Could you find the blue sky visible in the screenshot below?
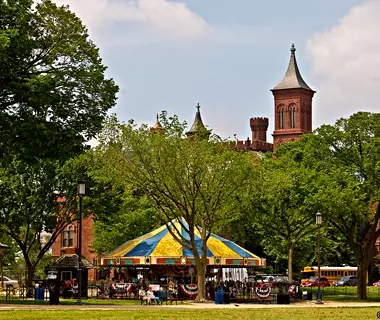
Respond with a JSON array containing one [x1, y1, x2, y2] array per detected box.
[[55, 0, 380, 142]]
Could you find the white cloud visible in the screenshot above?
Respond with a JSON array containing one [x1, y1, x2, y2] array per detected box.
[[53, 0, 211, 43], [307, 0, 380, 126]]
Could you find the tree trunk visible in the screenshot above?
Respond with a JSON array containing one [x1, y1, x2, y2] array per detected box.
[[287, 246, 293, 282], [195, 259, 206, 302], [357, 254, 369, 300], [25, 260, 36, 298]]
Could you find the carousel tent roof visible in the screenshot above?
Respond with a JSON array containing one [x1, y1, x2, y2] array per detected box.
[[100, 218, 266, 267]]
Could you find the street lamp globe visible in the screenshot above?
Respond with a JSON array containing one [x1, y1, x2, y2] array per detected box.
[[316, 212, 322, 225], [77, 180, 85, 196]]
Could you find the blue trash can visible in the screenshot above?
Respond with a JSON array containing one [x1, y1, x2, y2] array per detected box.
[[315, 292, 323, 300], [34, 287, 39, 300], [39, 287, 45, 300], [215, 291, 224, 304]]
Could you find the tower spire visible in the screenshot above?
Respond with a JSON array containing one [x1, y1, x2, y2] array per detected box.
[[272, 43, 314, 92], [186, 103, 210, 139]]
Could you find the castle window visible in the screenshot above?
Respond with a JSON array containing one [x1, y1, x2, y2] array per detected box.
[[289, 105, 296, 128], [279, 106, 285, 129], [68, 226, 74, 247], [62, 225, 74, 247]]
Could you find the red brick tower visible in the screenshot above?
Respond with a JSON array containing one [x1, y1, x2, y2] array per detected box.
[[271, 44, 315, 151], [250, 117, 269, 142]]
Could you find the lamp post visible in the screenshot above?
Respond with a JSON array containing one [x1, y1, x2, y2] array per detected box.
[[77, 180, 85, 305], [315, 212, 323, 304], [0, 243, 9, 290]]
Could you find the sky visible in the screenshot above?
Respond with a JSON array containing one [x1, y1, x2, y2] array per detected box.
[[53, 0, 380, 142]]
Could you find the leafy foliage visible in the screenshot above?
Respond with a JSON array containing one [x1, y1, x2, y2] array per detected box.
[[0, 0, 118, 162], [277, 112, 380, 298]]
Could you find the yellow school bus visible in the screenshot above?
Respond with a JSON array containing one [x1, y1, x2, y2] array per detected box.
[[301, 266, 357, 284]]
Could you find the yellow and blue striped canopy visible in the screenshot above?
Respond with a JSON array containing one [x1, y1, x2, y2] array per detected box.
[[100, 219, 266, 267]]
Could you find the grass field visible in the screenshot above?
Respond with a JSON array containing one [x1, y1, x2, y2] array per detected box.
[[0, 308, 378, 320]]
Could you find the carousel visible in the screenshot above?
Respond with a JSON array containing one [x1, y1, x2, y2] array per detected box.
[[97, 219, 266, 299]]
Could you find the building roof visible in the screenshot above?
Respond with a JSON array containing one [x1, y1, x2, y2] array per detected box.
[[272, 44, 314, 92], [186, 103, 210, 137], [151, 114, 163, 131], [52, 254, 93, 269]]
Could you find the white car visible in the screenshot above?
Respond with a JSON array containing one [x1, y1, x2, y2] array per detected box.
[[262, 276, 275, 283], [1, 276, 19, 289]]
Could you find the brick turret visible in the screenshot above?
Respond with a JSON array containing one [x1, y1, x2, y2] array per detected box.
[[250, 117, 269, 142]]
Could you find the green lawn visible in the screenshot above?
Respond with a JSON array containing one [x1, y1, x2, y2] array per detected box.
[[0, 308, 378, 320], [0, 298, 141, 305], [303, 286, 380, 300]]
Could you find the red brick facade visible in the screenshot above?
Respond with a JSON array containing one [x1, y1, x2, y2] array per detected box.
[[272, 88, 314, 151], [51, 216, 96, 280]]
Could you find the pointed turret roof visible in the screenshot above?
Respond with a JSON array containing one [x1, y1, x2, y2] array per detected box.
[[150, 113, 164, 133], [186, 103, 210, 138], [272, 44, 314, 92]]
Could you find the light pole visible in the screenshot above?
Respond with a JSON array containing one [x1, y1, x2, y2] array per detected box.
[[0, 243, 9, 290], [315, 212, 323, 304], [77, 180, 85, 305]]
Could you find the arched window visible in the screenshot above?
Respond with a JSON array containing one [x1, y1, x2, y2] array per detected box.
[[62, 226, 74, 247], [278, 106, 285, 129], [68, 226, 74, 247], [62, 229, 68, 247], [289, 104, 296, 129]]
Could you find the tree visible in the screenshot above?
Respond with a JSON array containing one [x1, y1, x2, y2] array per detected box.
[[249, 152, 322, 282], [82, 144, 160, 254], [0, 0, 118, 162], [0, 157, 84, 288], [0, 0, 118, 288], [278, 112, 380, 299], [97, 117, 253, 301]]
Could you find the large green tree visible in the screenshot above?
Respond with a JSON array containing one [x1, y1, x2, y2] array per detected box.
[[0, 157, 84, 287], [0, 0, 118, 287], [249, 152, 322, 282], [0, 0, 118, 162], [278, 112, 380, 299], [96, 116, 253, 301], [81, 142, 160, 254]]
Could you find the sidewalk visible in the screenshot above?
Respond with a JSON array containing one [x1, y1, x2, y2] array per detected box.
[[0, 301, 380, 310]]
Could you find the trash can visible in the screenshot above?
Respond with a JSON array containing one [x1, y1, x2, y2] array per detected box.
[[307, 291, 312, 301], [315, 292, 322, 300], [223, 292, 230, 304], [49, 284, 59, 305], [34, 287, 39, 300], [39, 287, 45, 300], [215, 291, 224, 304]]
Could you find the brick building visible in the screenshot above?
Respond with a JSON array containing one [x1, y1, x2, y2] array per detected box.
[[50, 43, 315, 281], [51, 216, 97, 280], [235, 43, 315, 152]]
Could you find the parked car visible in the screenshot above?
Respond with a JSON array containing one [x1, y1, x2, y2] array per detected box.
[[333, 276, 357, 287], [0, 276, 19, 289], [301, 276, 330, 287], [373, 280, 380, 287], [274, 276, 289, 283], [262, 276, 275, 283]]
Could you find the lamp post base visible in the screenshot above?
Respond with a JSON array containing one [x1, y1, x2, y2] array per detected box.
[[315, 299, 324, 305], [76, 299, 83, 305]]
